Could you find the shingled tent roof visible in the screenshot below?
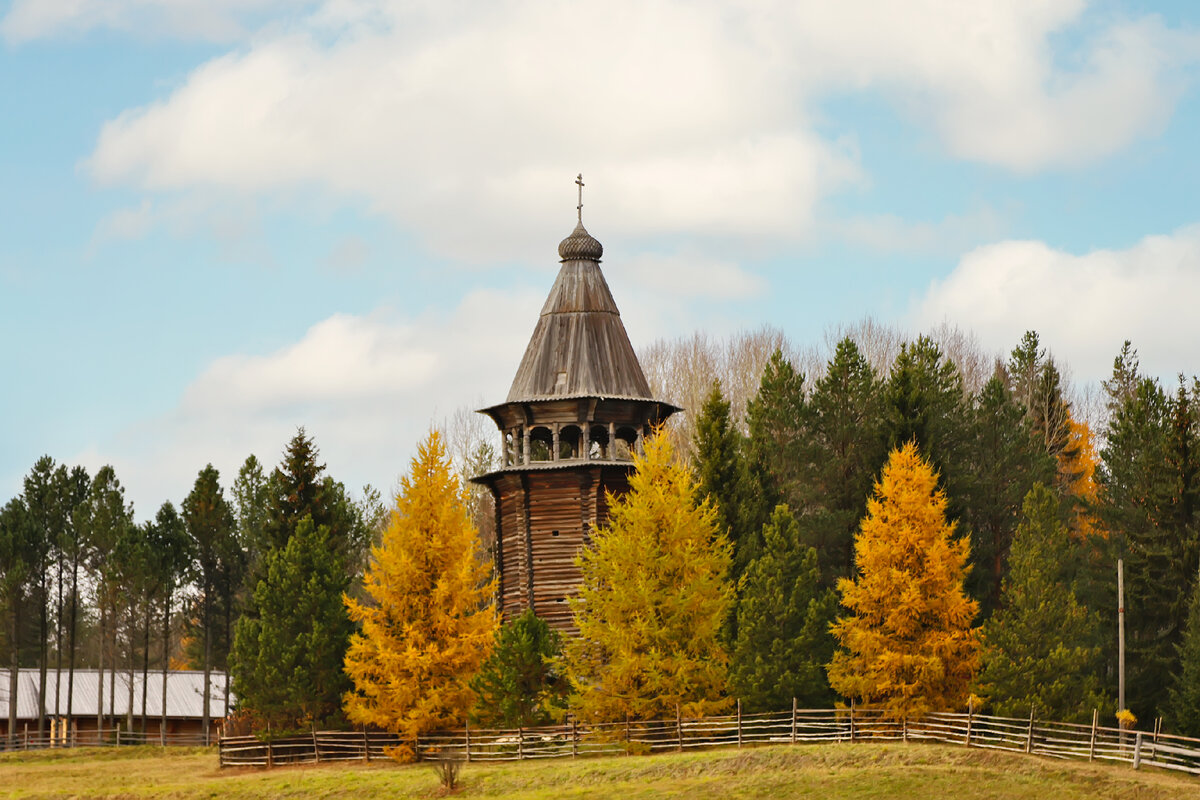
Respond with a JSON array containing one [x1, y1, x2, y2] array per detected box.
[[505, 220, 654, 403]]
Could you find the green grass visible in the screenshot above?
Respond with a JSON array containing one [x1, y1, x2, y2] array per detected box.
[[2, 742, 1197, 799]]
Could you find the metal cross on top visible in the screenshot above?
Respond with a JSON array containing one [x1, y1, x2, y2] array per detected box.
[[576, 173, 584, 222]]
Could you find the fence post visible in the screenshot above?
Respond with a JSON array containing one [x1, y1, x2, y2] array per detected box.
[[266, 739, 274, 770], [571, 717, 578, 759], [312, 726, 320, 764], [362, 727, 370, 763], [791, 697, 797, 745], [1133, 732, 1143, 770], [737, 699, 743, 749], [625, 713, 631, 754], [1088, 709, 1098, 762], [849, 700, 855, 742], [965, 702, 973, 749], [517, 726, 523, 760], [902, 717, 908, 743], [415, 732, 421, 763], [676, 704, 683, 753], [1025, 707, 1035, 755], [464, 719, 471, 764]]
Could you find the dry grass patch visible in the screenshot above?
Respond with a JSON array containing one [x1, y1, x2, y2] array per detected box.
[[2, 742, 1198, 800]]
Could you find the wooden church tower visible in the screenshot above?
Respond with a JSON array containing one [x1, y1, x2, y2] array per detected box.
[[474, 178, 679, 631]]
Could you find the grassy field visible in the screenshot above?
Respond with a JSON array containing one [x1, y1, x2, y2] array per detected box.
[[2, 742, 1198, 799]]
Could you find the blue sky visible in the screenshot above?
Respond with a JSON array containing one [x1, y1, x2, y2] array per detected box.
[[2, 0, 1199, 517]]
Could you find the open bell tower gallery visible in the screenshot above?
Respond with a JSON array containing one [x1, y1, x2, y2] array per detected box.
[[473, 178, 680, 632]]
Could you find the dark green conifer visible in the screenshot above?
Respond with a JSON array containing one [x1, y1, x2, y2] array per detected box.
[[730, 505, 836, 711], [977, 485, 1110, 722], [231, 516, 353, 731], [470, 609, 566, 728]]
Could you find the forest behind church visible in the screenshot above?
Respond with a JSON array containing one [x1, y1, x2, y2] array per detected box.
[[3, 316, 1200, 742]]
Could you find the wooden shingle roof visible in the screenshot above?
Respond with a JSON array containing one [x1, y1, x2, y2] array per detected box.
[[506, 222, 654, 403]]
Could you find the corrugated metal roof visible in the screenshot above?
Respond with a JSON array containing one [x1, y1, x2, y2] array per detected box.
[[0, 669, 230, 720]]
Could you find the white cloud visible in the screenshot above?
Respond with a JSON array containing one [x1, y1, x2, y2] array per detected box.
[[91, 288, 541, 515], [78, 1, 1197, 261], [912, 224, 1200, 383], [1, 0, 312, 42]]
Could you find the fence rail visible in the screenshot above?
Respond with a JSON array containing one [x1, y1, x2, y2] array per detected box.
[[2, 728, 214, 751], [217, 705, 1200, 777]]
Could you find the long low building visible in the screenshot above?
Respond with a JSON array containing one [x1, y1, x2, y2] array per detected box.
[[0, 668, 230, 746]]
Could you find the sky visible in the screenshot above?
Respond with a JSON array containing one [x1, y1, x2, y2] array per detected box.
[[2, 0, 1199, 519]]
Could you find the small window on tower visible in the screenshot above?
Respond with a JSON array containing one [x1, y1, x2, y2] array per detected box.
[[554, 371, 568, 393]]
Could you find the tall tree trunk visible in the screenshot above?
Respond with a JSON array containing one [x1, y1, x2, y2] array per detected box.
[[203, 585, 212, 746], [223, 595, 232, 719], [108, 608, 116, 726], [160, 588, 171, 746], [54, 553, 64, 725], [37, 586, 47, 742], [141, 597, 150, 736], [65, 555, 78, 738], [96, 601, 105, 742], [7, 600, 19, 750], [125, 604, 135, 734]]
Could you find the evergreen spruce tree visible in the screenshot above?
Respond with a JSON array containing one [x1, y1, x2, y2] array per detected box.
[[976, 485, 1109, 722], [962, 373, 1054, 618], [693, 380, 755, 576], [1168, 573, 1200, 736], [744, 349, 806, 526], [730, 504, 837, 711], [564, 431, 733, 722], [232, 516, 353, 730], [470, 609, 566, 728], [342, 431, 496, 758], [799, 337, 887, 587], [885, 337, 969, 478], [828, 441, 979, 718], [1101, 352, 1200, 720]]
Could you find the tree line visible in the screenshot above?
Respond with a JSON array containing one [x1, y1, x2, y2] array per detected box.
[[3, 325, 1198, 748], [0, 431, 384, 744]]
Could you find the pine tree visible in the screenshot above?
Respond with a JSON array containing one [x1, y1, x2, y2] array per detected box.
[[693, 380, 754, 575], [976, 485, 1109, 722], [799, 337, 887, 587], [470, 609, 566, 728], [232, 516, 354, 731], [744, 348, 806, 524], [183, 465, 235, 741], [1101, 355, 1200, 719], [730, 504, 837, 711], [962, 373, 1054, 618], [342, 431, 496, 757], [828, 441, 979, 718], [564, 430, 733, 722], [1168, 573, 1200, 736]]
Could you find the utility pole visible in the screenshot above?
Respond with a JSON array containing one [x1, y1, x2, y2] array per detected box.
[[1118, 558, 1126, 714]]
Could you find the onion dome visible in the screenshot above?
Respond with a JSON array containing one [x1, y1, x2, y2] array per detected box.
[[557, 220, 604, 262]]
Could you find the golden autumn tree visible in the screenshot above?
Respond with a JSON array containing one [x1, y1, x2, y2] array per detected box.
[[563, 430, 733, 722], [342, 431, 496, 758], [828, 441, 979, 718], [1057, 415, 1106, 540]]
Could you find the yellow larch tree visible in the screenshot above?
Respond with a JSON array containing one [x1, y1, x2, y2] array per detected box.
[[1057, 415, 1106, 540], [563, 430, 733, 722], [828, 441, 979, 719], [342, 431, 496, 758]]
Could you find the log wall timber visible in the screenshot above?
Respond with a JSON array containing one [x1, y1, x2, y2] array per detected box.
[[486, 465, 633, 633]]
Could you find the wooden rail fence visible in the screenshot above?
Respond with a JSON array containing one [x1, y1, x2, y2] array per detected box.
[[218, 705, 1200, 777]]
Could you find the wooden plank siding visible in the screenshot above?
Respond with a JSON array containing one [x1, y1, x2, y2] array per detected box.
[[487, 465, 633, 633]]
